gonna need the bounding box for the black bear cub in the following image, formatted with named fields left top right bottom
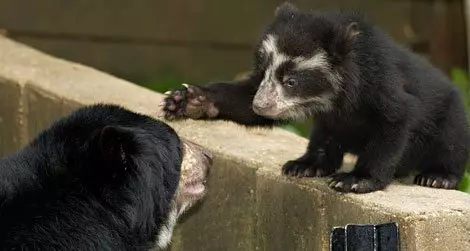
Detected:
left=163, top=2, right=470, bottom=193
left=0, top=104, right=212, bottom=250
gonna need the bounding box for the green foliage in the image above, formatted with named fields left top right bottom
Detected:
left=140, top=72, right=184, bottom=93
left=279, top=124, right=303, bottom=136
left=279, top=121, right=312, bottom=138
left=451, top=68, right=470, bottom=113
left=458, top=172, right=470, bottom=193
left=450, top=68, right=470, bottom=193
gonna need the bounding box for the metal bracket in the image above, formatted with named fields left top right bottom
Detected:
left=330, top=222, right=399, bottom=251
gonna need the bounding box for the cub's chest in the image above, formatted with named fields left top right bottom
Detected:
left=318, top=115, right=372, bottom=146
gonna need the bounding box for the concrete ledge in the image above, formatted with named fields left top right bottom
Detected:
left=0, top=35, right=469, bottom=251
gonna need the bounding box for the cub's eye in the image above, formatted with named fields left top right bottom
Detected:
left=284, top=78, right=298, bottom=87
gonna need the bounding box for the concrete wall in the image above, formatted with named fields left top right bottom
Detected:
left=0, top=0, right=466, bottom=83
left=0, top=36, right=469, bottom=251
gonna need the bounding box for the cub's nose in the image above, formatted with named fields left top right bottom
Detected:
left=252, top=101, right=273, bottom=113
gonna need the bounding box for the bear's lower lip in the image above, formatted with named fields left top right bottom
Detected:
left=183, top=182, right=206, bottom=198
left=183, top=178, right=207, bottom=197
left=188, top=183, right=205, bottom=195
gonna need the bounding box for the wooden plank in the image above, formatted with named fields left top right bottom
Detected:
left=465, top=0, right=470, bottom=71
left=427, top=0, right=467, bottom=73
left=0, top=0, right=412, bottom=45
left=0, top=0, right=421, bottom=83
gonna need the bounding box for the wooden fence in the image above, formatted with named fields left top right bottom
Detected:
left=0, top=0, right=466, bottom=84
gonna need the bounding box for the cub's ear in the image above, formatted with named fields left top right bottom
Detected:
left=330, top=21, right=361, bottom=64
left=275, top=2, right=300, bottom=17
left=344, top=22, right=360, bottom=42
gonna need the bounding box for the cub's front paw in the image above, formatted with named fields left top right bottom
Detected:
left=162, top=83, right=219, bottom=120
left=282, top=158, right=334, bottom=178
left=329, top=173, right=385, bottom=193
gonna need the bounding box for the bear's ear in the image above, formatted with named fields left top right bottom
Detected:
left=343, top=22, right=360, bottom=42
left=96, top=126, right=137, bottom=177
left=329, top=21, right=361, bottom=64
left=275, top=2, right=300, bottom=17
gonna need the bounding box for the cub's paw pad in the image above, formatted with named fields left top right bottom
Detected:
left=414, top=173, right=459, bottom=189
left=282, top=159, right=332, bottom=178
left=328, top=173, right=381, bottom=193
left=162, top=83, right=218, bottom=120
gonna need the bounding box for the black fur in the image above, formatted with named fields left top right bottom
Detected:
left=0, top=104, right=182, bottom=250
left=163, top=2, right=470, bottom=193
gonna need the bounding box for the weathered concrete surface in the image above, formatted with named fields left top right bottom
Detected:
left=256, top=173, right=325, bottom=251
left=0, top=77, right=25, bottom=157
left=25, top=86, right=81, bottom=137
left=170, top=157, right=258, bottom=251
left=0, top=36, right=469, bottom=251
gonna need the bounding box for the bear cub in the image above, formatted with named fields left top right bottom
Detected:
left=162, top=2, right=470, bottom=193
left=0, top=104, right=212, bottom=250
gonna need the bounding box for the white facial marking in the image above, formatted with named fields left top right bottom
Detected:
left=155, top=202, right=189, bottom=250
left=255, top=35, right=291, bottom=113
left=280, top=93, right=334, bottom=120
left=294, top=52, right=342, bottom=89
left=155, top=207, right=178, bottom=250
left=254, top=34, right=338, bottom=120
left=294, top=53, right=329, bottom=70
left=260, top=34, right=278, bottom=55
left=260, top=35, right=289, bottom=90
left=261, top=34, right=342, bottom=88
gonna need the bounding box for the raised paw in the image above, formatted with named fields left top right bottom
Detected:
left=282, top=159, right=333, bottom=178
left=414, top=173, right=459, bottom=189
left=161, top=83, right=219, bottom=120
left=328, top=173, right=384, bottom=193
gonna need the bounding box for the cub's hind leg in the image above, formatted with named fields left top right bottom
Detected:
left=414, top=92, right=470, bottom=189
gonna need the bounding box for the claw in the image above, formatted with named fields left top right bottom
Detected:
left=182, top=83, right=189, bottom=88
left=442, top=180, right=449, bottom=189
left=334, top=182, right=344, bottom=188
left=165, top=115, right=175, bottom=120
left=417, top=178, right=423, bottom=185
left=426, top=179, right=433, bottom=186
left=164, top=91, right=172, bottom=95
left=315, top=169, right=325, bottom=177
left=420, top=178, right=426, bottom=186
left=189, top=99, right=202, bottom=105
left=304, top=169, right=314, bottom=177
left=351, top=184, right=358, bottom=191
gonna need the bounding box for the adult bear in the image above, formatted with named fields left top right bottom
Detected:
left=0, top=104, right=212, bottom=250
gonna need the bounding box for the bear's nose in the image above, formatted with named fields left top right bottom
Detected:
left=203, top=149, right=213, bottom=165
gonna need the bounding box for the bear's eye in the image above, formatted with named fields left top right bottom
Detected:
left=284, top=78, right=298, bottom=88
